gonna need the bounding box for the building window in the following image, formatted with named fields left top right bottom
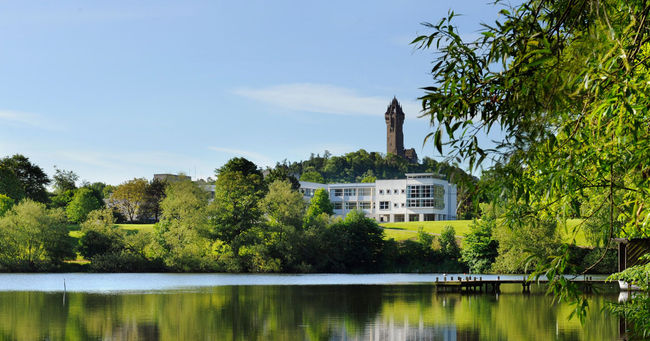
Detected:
left=406, top=185, right=445, bottom=209
left=394, top=203, right=398, bottom=207
left=394, top=214, right=405, bottom=222
left=359, top=201, right=371, bottom=209
left=401, top=189, right=405, bottom=193
left=344, top=188, right=356, bottom=196
left=334, top=189, right=343, bottom=197
left=409, top=214, right=419, bottom=222
left=358, top=188, right=371, bottom=196
left=379, top=201, right=389, bottom=210
left=424, top=214, right=435, bottom=221
left=394, top=189, right=398, bottom=194
left=333, top=202, right=342, bottom=210
left=345, top=202, right=357, bottom=210
left=379, top=189, right=383, bottom=195
left=401, top=203, right=405, bottom=207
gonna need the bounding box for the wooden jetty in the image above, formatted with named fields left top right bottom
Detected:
left=432, top=275, right=609, bottom=293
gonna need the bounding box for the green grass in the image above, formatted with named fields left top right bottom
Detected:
left=381, top=218, right=592, bottom=247
left=381, top=220, right=473, bottom=241
left=116, top=223, right=155, bottom=233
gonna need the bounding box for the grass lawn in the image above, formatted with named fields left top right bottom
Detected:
left=381, top=218, right=592, bottom=247
left=381, top=220, right=473, bottom=241
left=117, top=223, right=155, bottom=233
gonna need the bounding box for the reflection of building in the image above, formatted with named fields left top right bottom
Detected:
left=300, top=173, right=457, bottom=222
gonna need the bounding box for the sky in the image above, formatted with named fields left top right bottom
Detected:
left=0, top=1, right=505, bottom=185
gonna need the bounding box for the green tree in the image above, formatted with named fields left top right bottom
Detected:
left=413, top=0, right=650, bottom=326
left=304, top=188, right=333, bottom=227
left=66, top=187, right=102, bottom=223
left=322, top=210, right=384, bottom=272
left=78, top=208, right=124, bottom=259
left=153, top=180, right=216, bottom=271
left=109, top=178, right=148, bottom=222
left=0, top=166, right=24, bottom=201
left=139, top=179, right=167, bottom=222
left=264, top=164, right=300, bottom=190
left=261, top=180, right=305, bottom=228
left=0, top=194, right=14, bottom=217
left=300, top=170, right=324, bottom=183
left=439, top=226, right=461, bottom=260
left=0, top=200, right=74, bottom=270
left=0, top=155, right=49, bottom=203
left=461, top=215, right=498, bottom=273
left=52, top=167, right=78, bottom=193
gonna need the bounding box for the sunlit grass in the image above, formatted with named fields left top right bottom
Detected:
left=117, top=224, right=155, bottom=233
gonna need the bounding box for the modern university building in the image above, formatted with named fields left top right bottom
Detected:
left=300, top=173, right=457, bottom=223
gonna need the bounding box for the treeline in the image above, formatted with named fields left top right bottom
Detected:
left=0, top=155, right=466, bottom=273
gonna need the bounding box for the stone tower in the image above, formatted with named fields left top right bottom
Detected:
left=385, top=97, right=405, bottom=157
left=384, top=97, right=418, bottom=163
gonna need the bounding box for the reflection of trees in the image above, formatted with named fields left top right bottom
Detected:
left=0, top=285, right=620, bottom=340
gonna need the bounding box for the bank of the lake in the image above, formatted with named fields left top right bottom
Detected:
left=0, top=273, right=623, bottom=340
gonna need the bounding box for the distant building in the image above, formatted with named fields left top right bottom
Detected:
left=385, top=97, right=418, bottom=163
left=300, top=173, right=457, bottom=222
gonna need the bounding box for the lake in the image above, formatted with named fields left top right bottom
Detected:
left=0, top=273, right=622, bottom=340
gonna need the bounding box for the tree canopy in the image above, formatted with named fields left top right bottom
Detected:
left=414, top=0, right=650, bottom=329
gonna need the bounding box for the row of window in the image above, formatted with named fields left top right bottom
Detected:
left=406, top=185, right=445, bottom=199
left=332, top=188, right=372, bottom=197
left=378, top=189, right=405, bottom=195
left=333, top=201, right=373, bottom=210
left=406, top=198, right=445, bottom=209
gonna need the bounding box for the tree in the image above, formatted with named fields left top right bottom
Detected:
left=0, top=155, right=49, bottom=203
left=52, top=167, right=78, bottom=193
left=0, top=166, right=24, bottom=201
left=0, top=194, right=14, bottom=217
left=413, top=0, right=650, bottom=326
left=461, top=213, right=499, bottom=273
left=322, top=210, right=384, bottom=272
left=152, top=180, right=216, bottom=271
left=66, top=187, right=102, bottom=223
left=109, top=178, right=148, bottom=222
left=0, top=200, right=74, bottom=270
left=211, top=170, right=265, bottom=253
left=260, top=180, right=305, bottom=228
left=139, top=179, right=167, bottom=222
left=78, top=208, right=124, bottom=259
left=439, top=226, right=461, bottom=260
left=264, top=164, right=300, bottom=190
left=300, top=170, right=324, bottom=183
left=304, top=188, right=333, bottom=227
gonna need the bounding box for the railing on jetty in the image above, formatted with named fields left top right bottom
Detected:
left=432, top=275, right=606, bottom=293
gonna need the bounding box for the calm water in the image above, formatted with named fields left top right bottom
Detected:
left=0, top=274, right=621, bottom=340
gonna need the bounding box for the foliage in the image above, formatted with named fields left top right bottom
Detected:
left=0, top=200, right=74, bottom=270
left=261, top=180, right=305, bottom=228
left=52, top=167, right=78, bottom=193
left=608, top=256, right=650, bottom=337
left=264, top=164, right=300, bottom=190
left=152, top=180, right=217, bottom=271
left=0, top=165, right=25, bottom=201
left=304, top=188, right=333, bottom=227
left=0, top=194, right=14, bottom=217
left=78, top=208, right=125, bottom=259
left=138, top=178, right=167, bottom=222
left=49, top=189, right=74, bottom=209
left=109, top=178, right=148, bottom=222
left=300, top=170, right=324, bottom=183
left=461, top=215, right=498, bottom=273
left=66, top=188, right=102, bottom=223
left=0, top=154, right=49, bottom=203
left=413, top=0, right=650, bottom=327
left=493, top=218, right=562, bottom=273
left=438, top=226, right=461, bottom=260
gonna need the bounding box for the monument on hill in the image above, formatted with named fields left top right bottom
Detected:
left=384, top=97, right=418, bottom=163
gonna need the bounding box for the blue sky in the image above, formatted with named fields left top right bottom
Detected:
left=0, top=1, right=504, bottom=185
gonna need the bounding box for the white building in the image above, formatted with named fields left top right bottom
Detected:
left=300, top=173, right=457, bottom=223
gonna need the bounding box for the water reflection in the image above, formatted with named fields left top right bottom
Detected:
left=0, top=284, right=619, bottom=340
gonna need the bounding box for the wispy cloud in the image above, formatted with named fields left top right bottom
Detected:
left=233, top=83, right=422, bottom=118
left=208, top=146, right=274, bottom=168
left=0, top=110, right=65, bottom=131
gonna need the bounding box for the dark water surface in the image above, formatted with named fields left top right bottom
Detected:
left=0, top=274, right=620, bottom=340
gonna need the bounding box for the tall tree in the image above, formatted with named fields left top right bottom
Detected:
left=0, top=155, right=49, bottom=203
left=109, top=178, right=148, bottom=222
left=139, top=179, right=167, bottom=222
left=413, top=0, right=650, bottom=326
left=66, top=187, right=102, bottom=223
left=52, top=167, right=78, bottom=193
left=0, top=166, right=24, bottom=201
left=304, top=188, right=333, bottom=227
